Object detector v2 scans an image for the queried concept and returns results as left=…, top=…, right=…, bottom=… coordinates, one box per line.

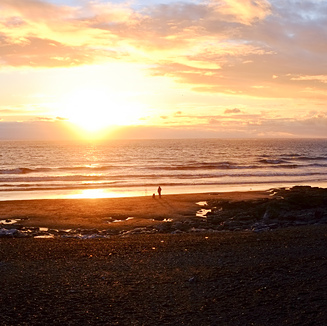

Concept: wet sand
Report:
left=0, top=190, right=270, bottom=230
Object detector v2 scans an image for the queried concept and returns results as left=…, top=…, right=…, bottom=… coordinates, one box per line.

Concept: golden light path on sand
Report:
left=1, top=181, right=327, bottom=201
left=67, top=189, right=130, bottom=199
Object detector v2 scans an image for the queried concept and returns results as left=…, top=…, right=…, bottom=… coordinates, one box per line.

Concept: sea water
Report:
left=0, top=138, right=327, bottom=200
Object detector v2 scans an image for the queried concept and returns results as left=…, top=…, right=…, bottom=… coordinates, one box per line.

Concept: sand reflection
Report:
left=67, top=189, right=122, bottom=199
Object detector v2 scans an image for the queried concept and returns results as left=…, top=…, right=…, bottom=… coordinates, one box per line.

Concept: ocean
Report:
left=0, top=138, right=327, bottom=200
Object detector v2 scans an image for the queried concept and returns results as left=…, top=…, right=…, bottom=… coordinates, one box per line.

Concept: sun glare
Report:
left=68, top=189, right=113, bottom=199
left=67, top=188, right=134, bottom=199
left=60, top=88, right=144, bottom=134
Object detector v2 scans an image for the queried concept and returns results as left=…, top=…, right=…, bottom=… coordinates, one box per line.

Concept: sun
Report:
left=59, top=88, right=143, bottom=134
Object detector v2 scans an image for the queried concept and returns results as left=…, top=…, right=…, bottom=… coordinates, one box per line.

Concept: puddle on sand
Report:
left=0, top=219, right=19, bottom=225
left=0, top=218, right=28, bottom=225
left=113, top=217, right=135, bottom=223
left=196, top=201, right=208, bottom=206
left=34, top=234, right=55, bottom=239
left=196, top=200, right=212, bottom=217
left=196, top=208, right=211, bottom=218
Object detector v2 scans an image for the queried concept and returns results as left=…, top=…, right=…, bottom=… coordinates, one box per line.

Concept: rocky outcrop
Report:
left=205, top=186, right=327, bottom=232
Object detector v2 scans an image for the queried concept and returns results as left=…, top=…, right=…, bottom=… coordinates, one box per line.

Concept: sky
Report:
left=0, top=0, right=326, bottom=140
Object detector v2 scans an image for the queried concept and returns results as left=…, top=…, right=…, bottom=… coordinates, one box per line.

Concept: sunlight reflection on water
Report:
left=0, top=219, right=18, bottom=225
left=34, top=234, right=55, bottom=239
left=196, top=209, right=212, bottom=218
left=196, top=201, right=208, bottom=206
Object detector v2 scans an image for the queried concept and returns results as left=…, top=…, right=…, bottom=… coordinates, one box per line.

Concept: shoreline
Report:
left=0, top=189, right=271, bottom=229
left=2, top=180, right=327, bottom=202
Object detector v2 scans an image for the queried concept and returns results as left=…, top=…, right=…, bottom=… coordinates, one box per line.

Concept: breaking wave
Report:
left=0, top=165, right=115, bottom=175
left=0, top=138, right=326, bottom=197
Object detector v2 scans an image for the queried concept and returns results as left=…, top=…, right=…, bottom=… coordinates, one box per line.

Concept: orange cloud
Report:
left=224, top=108, right=241, bottom=114
left=209, top=0, right=271, bottom=25
left=0, top=0, right=272, bottom=70
left=0, top=35, right=108, bottom=67
left=0, top=0, right=326, bottom=104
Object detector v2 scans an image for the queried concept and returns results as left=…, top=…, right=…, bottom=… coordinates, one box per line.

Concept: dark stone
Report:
left=204, top=186, right=327, bottom=232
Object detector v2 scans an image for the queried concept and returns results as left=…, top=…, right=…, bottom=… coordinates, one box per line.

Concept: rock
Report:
left=154, top=222, right=173, bottom=233
left=172, top=221, right=190, bottom=232
left=203, top=186, right=327, bottom=233
left=0, top=228, right=18, bottom=238
left=251, top=223, right=271, bottom=233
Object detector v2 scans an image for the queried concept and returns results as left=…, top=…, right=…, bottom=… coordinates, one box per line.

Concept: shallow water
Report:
left=0, top=138, right=327, bottom=200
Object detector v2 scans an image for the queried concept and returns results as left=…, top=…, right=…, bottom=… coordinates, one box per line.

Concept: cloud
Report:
left=34, top=116, right=69, bottom=122
left=0, top=35, right=110, bottom=67
left=1, top=109, right=326, bottom=140
left=0, top=120, right=75, bottom=140
left=55, top=116, right=68, bottom=121
left=146, top=1, right=327, bottom=99
left=0, top=0, right=326, bottom=104
left=0, top=0, right=71, bottom=20
left=140, top=106, right=327, bottom=138
left=224, top=108, right=241, bottom=114
left=0, top=0, right=272, bottom=67
left=35, top=116, right=53, bottom=121
left=254, top=116, right=327, bottom=138
left=0, top=0, right=126, bottom=67
left=290, top=75, right=327, bottom=84
left=208, top=0, right=271, bottom=25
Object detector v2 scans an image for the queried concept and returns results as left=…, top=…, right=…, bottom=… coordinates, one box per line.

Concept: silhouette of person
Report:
left=157, top=186, right=162, bottom=198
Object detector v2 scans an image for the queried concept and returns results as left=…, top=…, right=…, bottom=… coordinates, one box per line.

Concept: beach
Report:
left=1, top=187, right=327, bottom=325
left=0, top=186, right=327, bottom=236
left=0, top=190, right=272, bottom=232
left=1, top=227, right=326, bottom=325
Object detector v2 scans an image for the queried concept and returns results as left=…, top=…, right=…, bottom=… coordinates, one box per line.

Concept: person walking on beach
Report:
left=158, top=186, right=162, bottom=198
